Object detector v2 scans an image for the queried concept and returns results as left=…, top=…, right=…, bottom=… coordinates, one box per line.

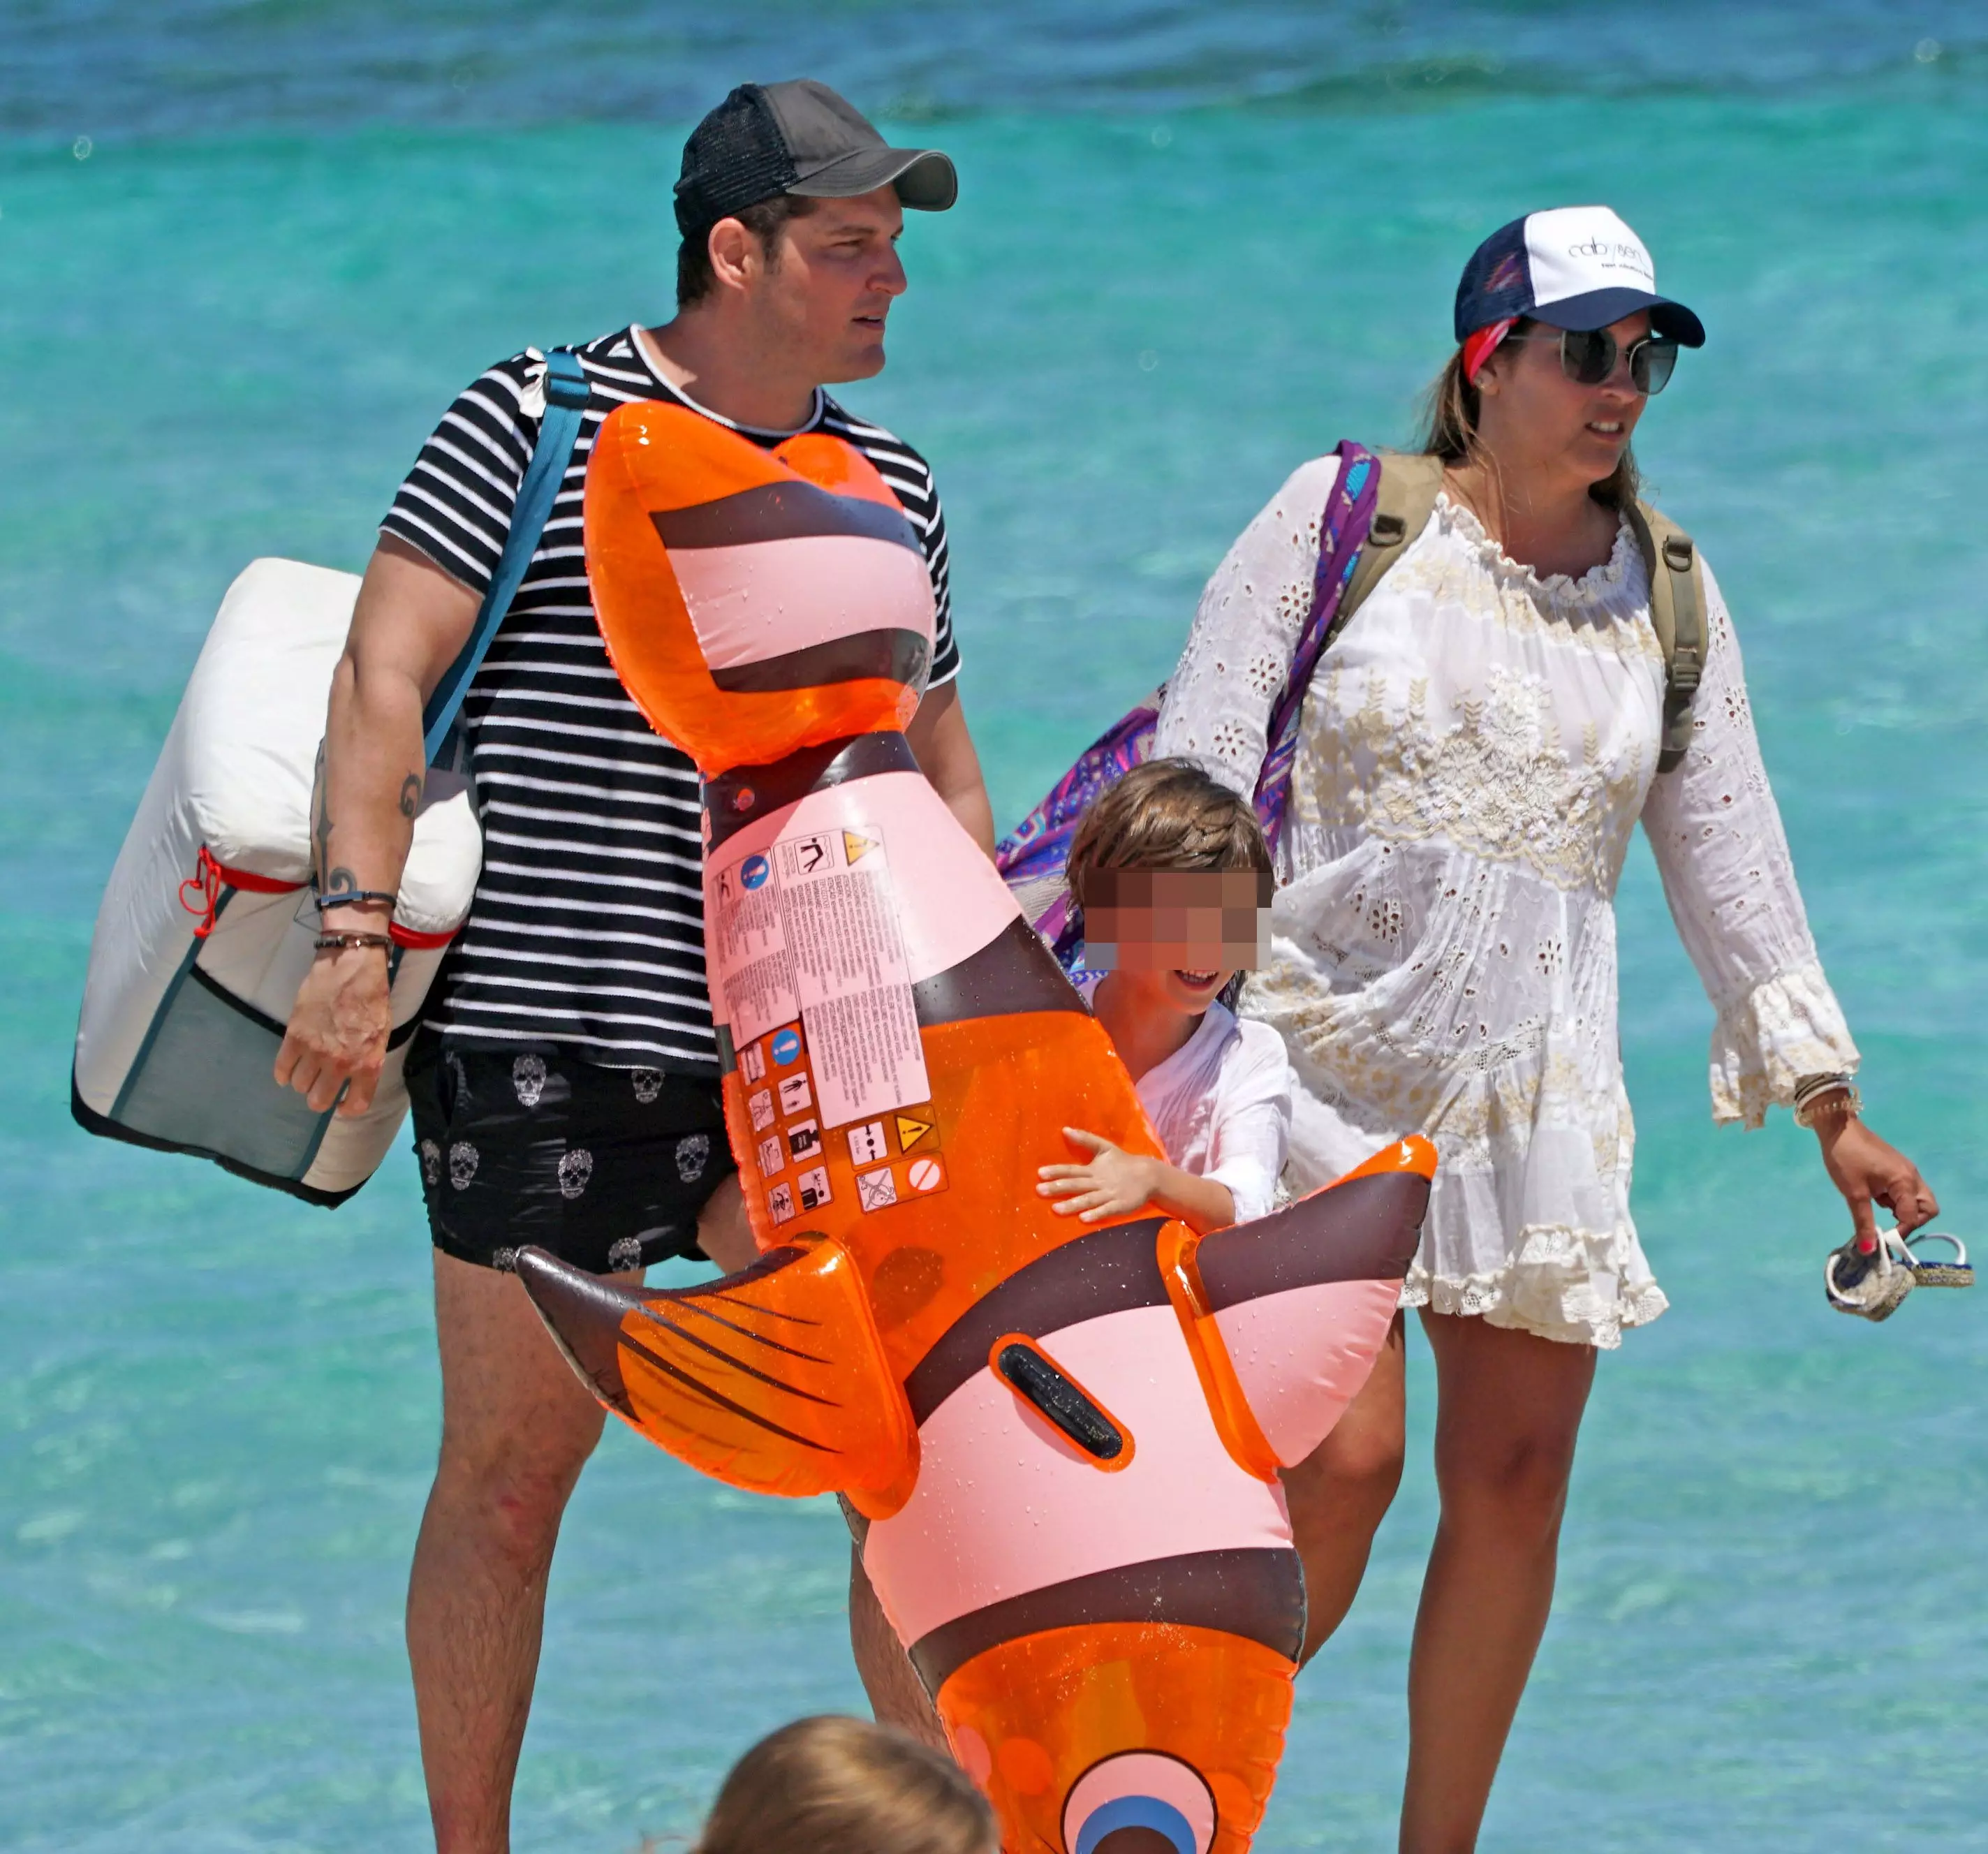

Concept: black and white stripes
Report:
left=380, top=327, right=959, bottom=1072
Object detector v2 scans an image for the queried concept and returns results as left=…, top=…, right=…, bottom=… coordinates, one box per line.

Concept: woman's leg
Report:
left=1283, top=1314, right=1408, bottom=1662
left=1399, top=1311, right=1596, bottom=1854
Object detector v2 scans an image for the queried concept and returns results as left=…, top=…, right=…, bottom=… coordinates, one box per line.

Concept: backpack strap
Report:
left=1330, top=449, right=1447, bottom=645
left=421, top=348, right=591, bottom=764
left=1623, top=499, right=1706, bottom=774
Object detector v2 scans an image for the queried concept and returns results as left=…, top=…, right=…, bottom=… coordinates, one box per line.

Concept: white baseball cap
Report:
left=1454, top=205, right=1704, bottom=347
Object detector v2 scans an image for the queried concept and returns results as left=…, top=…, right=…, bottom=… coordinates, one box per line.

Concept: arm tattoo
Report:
left=399, top=772, right=422, bottom=819
left=312, top=743, right=334, bottom=888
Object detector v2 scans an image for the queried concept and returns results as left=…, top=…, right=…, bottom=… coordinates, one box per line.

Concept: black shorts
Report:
left=405, top=1033, right=736, bottom=1275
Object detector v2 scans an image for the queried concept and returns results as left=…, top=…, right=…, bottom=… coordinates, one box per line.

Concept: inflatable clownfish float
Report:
left=513, top=399, right=1436, bottom=1854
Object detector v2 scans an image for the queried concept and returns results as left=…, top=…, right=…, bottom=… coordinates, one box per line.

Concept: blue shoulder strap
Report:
left=421, top=347, right=590, bottom=763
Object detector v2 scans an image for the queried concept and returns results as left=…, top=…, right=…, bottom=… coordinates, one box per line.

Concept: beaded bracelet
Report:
left=1792, top=1073, right=1862, bottom=1129
left=315, top=932, right=394, bottom=954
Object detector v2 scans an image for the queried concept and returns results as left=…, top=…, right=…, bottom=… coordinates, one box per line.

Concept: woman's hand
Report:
left=1038, top=1128, right=1159, bottom=1223
left=1813, top=1109, right=1938, bottom=1247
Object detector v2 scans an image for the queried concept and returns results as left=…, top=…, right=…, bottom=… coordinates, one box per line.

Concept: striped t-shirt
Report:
left=380, top=326, right=960, bottom=1074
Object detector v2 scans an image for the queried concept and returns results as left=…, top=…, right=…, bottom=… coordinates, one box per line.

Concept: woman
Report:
left=1154, top=206, right=1938, bottom=1851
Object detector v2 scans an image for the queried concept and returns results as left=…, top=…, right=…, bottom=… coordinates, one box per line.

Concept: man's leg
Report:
left=697, top=1175, right=949, bottom=1753
left=407, top=1251, right=628, bottom=1854
left=1283, top=1314, right=1408, bottom=1663
left=849, top=1547, right=949, bottom=1749
left=694, top=1173, right=758, bottom=1272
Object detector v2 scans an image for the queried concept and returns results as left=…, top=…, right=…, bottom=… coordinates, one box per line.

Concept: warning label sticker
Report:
left=797, top=1165, right=832, bottom=1212
left=756, top=1135, right=783, bottom=1178
left=714, top=821, right=931, bottom=1129
left=776, top=826, right=931, bottom=1127
left=894, top=1112, right=936, bottom=1154
left=711, top=855, right=800, bottom=1050
left=846, top=1120, right=888, bottom=1166
left=768, top=1182, right=796, bottom=1226
left=748, top=1089, right=775, bottom=1133
left=786, top=1119, right=822, bottom=1163
left=905, top=1156, right=948, bottom=1196
left=856, top=1166, right=898, bottom=1212
left=777, top=1073, right=813, bottom=1118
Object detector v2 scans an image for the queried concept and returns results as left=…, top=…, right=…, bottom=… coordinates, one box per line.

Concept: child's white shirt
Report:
left=1082, top=980, right=1294, bottom=1223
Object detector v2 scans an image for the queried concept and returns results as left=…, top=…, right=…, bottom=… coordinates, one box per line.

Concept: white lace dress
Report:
left=1154, top=456, right=1859, bottom=1347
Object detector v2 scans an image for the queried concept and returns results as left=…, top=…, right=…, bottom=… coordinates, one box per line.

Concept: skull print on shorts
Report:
left=631, top=1068, right=663, bottom=1104
left=448, top=1141, right=479, bottom=1191
left=419, top=1139, right=441, bottom=1189
left=607, top=1236, right=644, bottom=1272
left=513, top=1053, right=548, bottom=1109
left=557, top=1148, right=594, bottom=1200
left=675, top=1132, right=710, bottom=1184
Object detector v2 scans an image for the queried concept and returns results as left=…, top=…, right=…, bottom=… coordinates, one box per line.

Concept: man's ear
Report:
left=705, top=216, right=759, bottom=295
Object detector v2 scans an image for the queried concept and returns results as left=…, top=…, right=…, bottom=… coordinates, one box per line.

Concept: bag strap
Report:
left=1252, top=441, right=1384, bottom=846
left=1333, top=450, right=1447, bottom=639
left=1623, top=499, right=1706, bottom=773
left=420, top=348, right=590, bottom=764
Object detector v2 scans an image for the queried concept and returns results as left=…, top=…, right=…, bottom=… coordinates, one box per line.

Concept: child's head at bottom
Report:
left=1067, top=758, right=1273, bottom=1010
left=692, top=1716, right=997, bottom=1854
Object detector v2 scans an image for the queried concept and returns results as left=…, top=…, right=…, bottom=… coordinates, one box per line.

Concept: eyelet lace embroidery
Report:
left=1160, top=457, right=1857, bottom=1346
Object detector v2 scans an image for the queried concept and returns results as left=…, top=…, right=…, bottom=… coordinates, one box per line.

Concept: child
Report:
left=1037, top=758, right=1291, bottom=1233
left=690, top=1715, right=996, bottom=1854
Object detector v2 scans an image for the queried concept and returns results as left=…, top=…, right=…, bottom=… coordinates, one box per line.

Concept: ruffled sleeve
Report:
left=1639, top=558, right=1859, bottom=1126
left=1202, top=1021, right=1295, bottom=1224
left=1154, top=455, right=1344, bottom=801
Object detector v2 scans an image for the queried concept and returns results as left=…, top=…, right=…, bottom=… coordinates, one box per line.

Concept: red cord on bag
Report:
left=178, top=844, right=304, bottom=939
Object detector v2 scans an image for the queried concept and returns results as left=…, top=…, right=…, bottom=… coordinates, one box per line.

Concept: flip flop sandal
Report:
left=1825, top=1228, right=1916, bottom=1322
left=1904, top=1231, right=1973, bottom=1290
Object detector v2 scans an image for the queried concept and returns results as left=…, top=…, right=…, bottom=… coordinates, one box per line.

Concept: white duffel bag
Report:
left=72, top=558, right=482, bottom=1204
left=73, top=348, right=587, bottom=1205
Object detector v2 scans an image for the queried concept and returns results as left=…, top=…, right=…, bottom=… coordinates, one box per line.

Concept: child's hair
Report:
left=691, top=1716, right=996, bottom=1854
left=1064, top=758, right=1272, bottom=911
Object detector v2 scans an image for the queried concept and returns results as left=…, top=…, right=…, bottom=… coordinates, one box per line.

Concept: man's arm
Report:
left=273, top=536, right=479, bottom=1116
left=904, top=679, right=996, bottom=859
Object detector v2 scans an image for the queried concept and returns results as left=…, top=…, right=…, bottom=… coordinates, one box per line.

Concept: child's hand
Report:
left=1036, top=1128, right=1159, bottom=1223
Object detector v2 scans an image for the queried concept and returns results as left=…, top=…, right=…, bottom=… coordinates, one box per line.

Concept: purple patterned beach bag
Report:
left=994, top=442, right=1382, bottom=974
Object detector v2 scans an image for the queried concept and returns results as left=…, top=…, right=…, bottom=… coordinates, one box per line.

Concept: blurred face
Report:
left=1086, top=869, right=1272, bottom=1013
left=723, top=186, right=909, bottom=383
left=1478, top=309, right=1653, bottom=490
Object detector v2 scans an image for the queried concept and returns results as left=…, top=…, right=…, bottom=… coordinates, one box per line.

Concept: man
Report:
left=275, top=80, right=989, bottom=1852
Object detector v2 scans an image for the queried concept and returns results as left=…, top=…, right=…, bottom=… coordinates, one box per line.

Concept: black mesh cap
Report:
left=675, top=80, right=957, bottom=237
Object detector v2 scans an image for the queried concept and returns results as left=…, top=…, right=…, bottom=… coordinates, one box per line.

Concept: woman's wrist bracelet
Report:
left=1793, top=1073, right=1861, bottom=1129
left=314, top=888, right=397, bottom=913
left=315, top=932, right=393, bottom=955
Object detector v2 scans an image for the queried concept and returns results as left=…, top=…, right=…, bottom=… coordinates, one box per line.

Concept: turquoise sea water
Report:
left=3, top=6, right=1985, bottom=1849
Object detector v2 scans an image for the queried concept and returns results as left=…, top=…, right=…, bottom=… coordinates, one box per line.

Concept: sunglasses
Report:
left=1510, top=327, right=1679, bottom=396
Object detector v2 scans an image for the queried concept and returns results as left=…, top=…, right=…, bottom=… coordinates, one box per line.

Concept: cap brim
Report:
left=1529, top=287, right=1705, bottom=347
left=788, top=145, right=957, bottom=211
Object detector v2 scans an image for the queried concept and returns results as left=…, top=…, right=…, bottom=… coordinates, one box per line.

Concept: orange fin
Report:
left=1331, top=1133, right=1438, bottom=1186
left=515, top=1239, right=917, bottom=1506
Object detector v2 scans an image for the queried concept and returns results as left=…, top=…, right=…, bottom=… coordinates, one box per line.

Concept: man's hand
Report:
left=1038, top=1127, right=1160, bottom=1223
left=1814, top=1110, right=1939, bottom=1247
left=274, top=945, right=393, bottom=1116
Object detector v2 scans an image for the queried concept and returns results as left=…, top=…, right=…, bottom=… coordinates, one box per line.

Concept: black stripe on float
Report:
left=1195, top=1170, right=1431, bottom=1308
left=904, top=1219, right=1169, bottom=1425
left=652, top=480, right=922, bottom=552
left=704, top=733, right=920, bottom=853
left=906, top=1547, right=1305, bottom=1691
left=911, top=915, right=1087, bottom=1028
left=708, top=628, right=929, bottom=695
